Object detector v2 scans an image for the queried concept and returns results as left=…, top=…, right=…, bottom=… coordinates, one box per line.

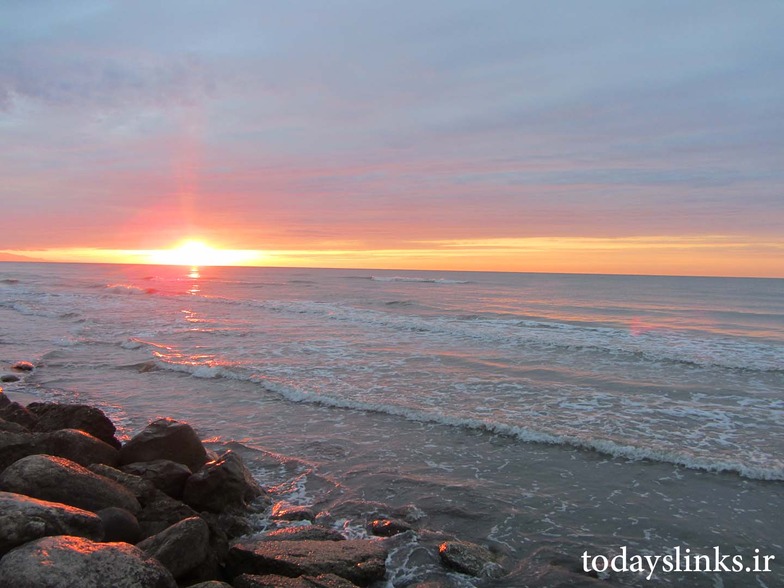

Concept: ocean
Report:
left=1, top=262, right=782, bottom=586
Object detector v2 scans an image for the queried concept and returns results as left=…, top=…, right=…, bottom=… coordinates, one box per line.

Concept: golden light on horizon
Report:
left=144, top=239, right=265, bottom=267
left=1, top=234, right=782, bottom=277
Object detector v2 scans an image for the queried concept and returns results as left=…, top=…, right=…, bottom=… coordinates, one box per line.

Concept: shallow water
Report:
left=1, top=262, right=782, bottom=586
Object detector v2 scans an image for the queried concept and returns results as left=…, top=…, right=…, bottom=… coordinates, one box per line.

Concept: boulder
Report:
left=271, top=501, right=316, bottom=522
left=136, top=489, right=200, bottom=539
left=120, top=418, right=207, bottom=472
left=234, top=574, right=360, bottom=587
left=0, top=392, right=37, bottom=428
left=183, top=450, right=266, bottom=513
left=137, top=516, right=210, bottom=579
left=0, top=418, right=28, bottom=433
left=0, top=375, right=20, bottom=383
left=0, top=535, right=176, bottom=588
left=11, top=361, right=34, bottom=371
left=0, top=454, right=140, bottom=514
left=122, top=459, right=192, bottom=498
left=0, top=491, right=103, bottom=555
left=88, top=463, right=158, bottom=503
left=262, top=526, right=345, bottom=542
left=27, top=402, right=121, bottom=449
left=0, top=428, right=118, bottom=472
left=11, top=361, right=35, bottom=372
left=0, top=429, right=35, bottom=471
left=97, top=507, right=141, bottom=543
left=200, top=510, right=254, bottom=541
left=36, top=428, right=119, bottom=467
left=438, top=541, right=502, bottom=578
left=227, top=539, right=387, bottom=586
left=369, top=518, right=413, bottom=537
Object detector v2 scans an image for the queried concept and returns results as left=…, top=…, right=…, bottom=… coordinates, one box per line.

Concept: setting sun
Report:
left=145, top=239, right=264, bottom=267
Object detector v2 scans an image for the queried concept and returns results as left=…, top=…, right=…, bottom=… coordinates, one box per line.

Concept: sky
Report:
left=1, top=1, right=783, bottom=276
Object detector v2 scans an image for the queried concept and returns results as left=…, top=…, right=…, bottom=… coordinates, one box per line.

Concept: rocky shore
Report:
left=0, top=385, right=516, bottom=588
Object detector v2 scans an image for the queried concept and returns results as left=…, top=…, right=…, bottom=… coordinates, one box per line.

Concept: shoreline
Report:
left=2, top=385, right=601, bottom=587
left=2, top=362, right=783, bottom=586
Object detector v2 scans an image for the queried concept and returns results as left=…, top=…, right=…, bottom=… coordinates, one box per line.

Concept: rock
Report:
left=97, top=507, right=141, bottom=543
left=0, top=429, right=35, bottom=471
left=271, top=501, right=316, bottom=522
left=89, top=463, right=158, bottom=503
left=0, top=375, right=19, bottom=383
left=0, top=454, right=141, bottom=514
left=438, top=541, right=502, bottom=578
left=37, top=428, right=120, bottom=467
left=187, top=583, right=233, bottom=588
left=227, top=539, right=387, bottom=586
left=11, top=361, right=34, bottom=371
left=369, top=518, right=412, bottom=537
left=120, top=418, right=207, bottom=472
left=122, top=459, right=192, bottom=498
left=0, top=428, right=118, bottom=472
left=177, top=552, right=225, bottom=586
left=27, top=402, right=121, bottom=449
left=0, top=418, right=28, bottom=433
left=200, top=510, right=254, bottom=541
left=262, top=526, right=345, bottom=542
left=234, top=574, right=360, bottom=587
left=183, top=450, right=266, bottom=513
left=137, top=516, right=210, bottom=579
left=0, top=491, right=103, bottom=555
left=136, top=489, right=200, bottom=539
left=0, top=392, right=37, bottom=428
left=0, top=535, right=176, bottom=588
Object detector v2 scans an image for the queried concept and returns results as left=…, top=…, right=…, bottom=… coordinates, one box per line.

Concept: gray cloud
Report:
left=0, top=0, right=782, bottom=249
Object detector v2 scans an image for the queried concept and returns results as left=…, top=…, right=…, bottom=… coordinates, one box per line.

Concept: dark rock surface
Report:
left=369, top=518, right=413, bottom=537
left=122, top=458, right=192, bottom=498
left=234, top=573, right=360, bottom=587
left=438, top=540, right=502, bottom=578
left=0, top=454, right=141, bottom=514
left=183, top=450, right=266, bottom=512
left=200, top=510, right=254, bottom=541
left=97, top=506, right=142, bottom=543
left=0, top=429, right=33, bottom=471
left=0, top=491, right=103, bottom=555
left=27, top=402, right=121, bottom=449
left=262, top=525, right=345, bottom=542
left=271, top=501, right=316, bottom=522
left=0, top=428, right=118, bottom=472
left=88, top=463, right=158, bottom=503
left=120, top=418, right=208, bottom=472
left=37, top=428, right=119, bottom=467
left=227, top=539, right=387, bottom=586
left=0, top=418, right=28, bottom=433
left=136, top=489, right=200, bottom=539
left=0, top=392, right=37, bottom=429
left=0, top=535, right=176, bottom=588
left=137, top=516, right=210, bottom=579
left=0, top=375, right=20, bottom=383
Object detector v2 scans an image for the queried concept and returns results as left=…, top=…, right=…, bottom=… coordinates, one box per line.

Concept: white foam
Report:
left=149, top=357, right=784, bottom=481
left=105, top=284, right=156, bottom=295
left=192, top=296, right=783, bottom=372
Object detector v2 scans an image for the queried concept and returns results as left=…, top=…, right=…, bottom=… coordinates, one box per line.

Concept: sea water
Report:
left=1, top=262, right=782, bottom=586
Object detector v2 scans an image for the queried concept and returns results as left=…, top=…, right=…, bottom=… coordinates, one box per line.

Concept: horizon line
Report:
left=1, top=258, right=781, bottom=281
